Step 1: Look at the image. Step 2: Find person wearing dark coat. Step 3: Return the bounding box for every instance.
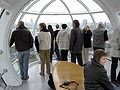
[54,24,61,60]
[10,21,33,80]
[69,20,84,66]
[93,22,108,52]
[84,49,115,90]
[35,36,39,53]
[82,25,92,64]
[48,25,54,62]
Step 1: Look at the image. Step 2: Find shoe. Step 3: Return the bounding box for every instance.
[23,76,29,80]
[20,77,24,80]
[39,72,44,76]
[112,81,120,87]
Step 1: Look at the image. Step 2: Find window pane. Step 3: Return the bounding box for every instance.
[27,0,51,12]
[92,13,110,23]
[37,15,72,29]
[21,14,38,31]
[73,14,94,29]
[81,0,103,11]
[63,0,87,13]
[43,0,69,14]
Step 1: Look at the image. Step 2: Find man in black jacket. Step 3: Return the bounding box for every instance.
[10,21,33,80]
[69,20,84,66]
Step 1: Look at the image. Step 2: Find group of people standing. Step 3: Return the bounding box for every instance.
[9,19,120,90]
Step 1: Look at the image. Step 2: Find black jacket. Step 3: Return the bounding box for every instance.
[69,28,84,54]
[54,30,60,40]
[35,36,39,53]
[10,25,33,52]
[83,29,92,48]
[84,61,114,90]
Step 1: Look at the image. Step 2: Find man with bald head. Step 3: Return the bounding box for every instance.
[93,22,108,51]
[10,21,33,80]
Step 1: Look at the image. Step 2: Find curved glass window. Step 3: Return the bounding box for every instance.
[10,0,113,69]
[43,0,69,14]
[21,14,38,32]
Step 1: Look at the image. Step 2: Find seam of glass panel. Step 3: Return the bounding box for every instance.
[33,0,56,31]
[77,0,97,28]
[0,9,5,19]
[19,0,40,21]
[21,10,104,15]
[60,0,73,21]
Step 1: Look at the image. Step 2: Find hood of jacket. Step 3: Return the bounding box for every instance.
[41,27,49,32]
[59,29,68,36]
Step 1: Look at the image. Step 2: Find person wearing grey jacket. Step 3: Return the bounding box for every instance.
[56,24,70,61]
[69,20,84,66]
[93,22,108,51]
[110,25,120,86]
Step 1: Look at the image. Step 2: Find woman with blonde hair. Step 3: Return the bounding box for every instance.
[82,25,92,64]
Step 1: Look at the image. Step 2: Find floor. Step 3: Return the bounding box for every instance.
[12,59,120,90]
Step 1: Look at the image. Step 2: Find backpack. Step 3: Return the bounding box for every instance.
[48,73,55,89]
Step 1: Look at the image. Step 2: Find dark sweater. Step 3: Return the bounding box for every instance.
[10,25,33,52]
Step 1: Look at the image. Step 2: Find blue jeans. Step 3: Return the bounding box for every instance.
[112,83,118,90]
[18,50,30,79]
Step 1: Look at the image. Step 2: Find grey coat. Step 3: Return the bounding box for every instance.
[93,26,105,48]
[56,29,70,50]
[110,26,120,57]
[69,28,84,54]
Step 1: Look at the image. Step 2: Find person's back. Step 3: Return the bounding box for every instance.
[10,26,33,51]
[57,29,69,50]
[70,20,83,66]
[70,28,83,54]
[38,29,51,50]
[10,21,33,80]
[93,22,106,51]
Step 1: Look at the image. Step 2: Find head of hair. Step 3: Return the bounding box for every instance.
[73,20,80,28]
[48,25,52,29]
[18,21,24,26]
[61,24,67,29]
[86,25,90,30]
[56,24,59,29]
[39,23,46,29]
[98,22,104,27]
[48,25,53,31]
[92,49,107,62]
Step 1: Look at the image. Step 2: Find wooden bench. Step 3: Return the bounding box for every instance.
[52,61,85,90]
